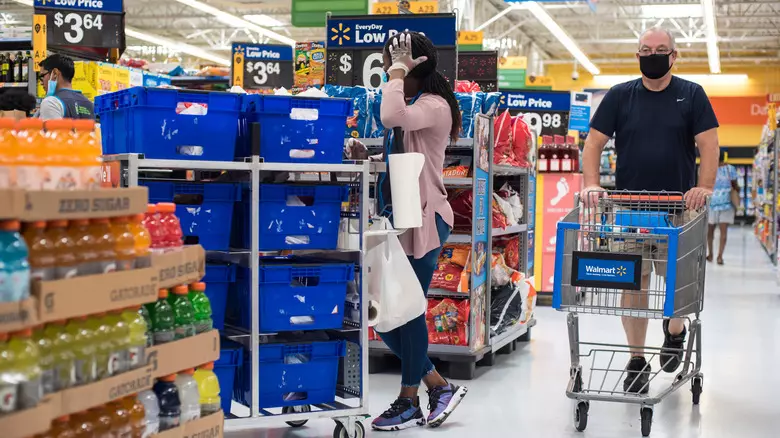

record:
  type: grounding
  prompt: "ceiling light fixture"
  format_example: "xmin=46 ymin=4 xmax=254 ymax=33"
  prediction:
xmin=525 ymin=2 xmax=600 ymax=75
xmin=700 ymin=0 xmax=721 ymax=73
xmin=639 ymin=4 xmax=703 ymax=18
xmin=126 ymin=28 xmax=230 ymax=66
xmin=174 ymin=0 xmax=294 ymax=46
xmin=242 ymin=14 xmax=285 ymax=28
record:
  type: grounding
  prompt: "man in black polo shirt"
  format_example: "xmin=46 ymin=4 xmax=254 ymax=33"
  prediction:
xmin=582 ymin=27 xmax=719 ymax=393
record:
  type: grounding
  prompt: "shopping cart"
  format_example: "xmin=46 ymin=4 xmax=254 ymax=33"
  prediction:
xmin=552 ymin=191 xmax=707 ymax=437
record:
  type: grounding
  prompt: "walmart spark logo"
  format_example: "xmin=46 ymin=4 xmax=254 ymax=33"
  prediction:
xmin=616 ymin=266 xmax=627 ymax=276
xmin=330 ymin=23 xmax=351 ymax=46
xmin=499 ymin=94 xmax=506 ymax=106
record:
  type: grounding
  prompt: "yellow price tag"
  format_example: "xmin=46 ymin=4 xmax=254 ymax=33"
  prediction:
xmin=412 ymin=1 xmax=439 ymax=13
xmin=32 ymin=14 xmax=47 ymax=73
xmin=457 ymin=31 xmax=483 ymax=45
xmin=526 ymin=75 xmax=554 ymax=88
xmin=372 ymin=1 xmax=439 ymax=14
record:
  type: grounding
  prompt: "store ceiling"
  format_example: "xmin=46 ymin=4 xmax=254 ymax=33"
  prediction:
xmin=0 ymin=0 xmax=778 ymax=68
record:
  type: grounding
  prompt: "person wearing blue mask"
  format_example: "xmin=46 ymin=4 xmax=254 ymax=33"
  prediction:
xmin=37 ymin=54 xmax=94 ymax=121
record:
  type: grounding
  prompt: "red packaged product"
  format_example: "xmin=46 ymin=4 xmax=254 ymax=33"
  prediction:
xmin=510 ymin=116 xmax=533 ymax=168
xmin=493 ymin=110 xmax=520 ymax=166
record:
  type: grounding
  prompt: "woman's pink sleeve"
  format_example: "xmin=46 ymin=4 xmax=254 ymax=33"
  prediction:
xmin=380 ymin=79 xmax=442 ymax=132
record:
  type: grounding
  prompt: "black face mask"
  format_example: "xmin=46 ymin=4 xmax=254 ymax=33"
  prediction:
xmin=639 ymin=53 xmax=672 ymax=80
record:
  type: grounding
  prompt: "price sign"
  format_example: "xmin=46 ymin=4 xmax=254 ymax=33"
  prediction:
xmin=34 ymin=0 xmax=125 ymax=51
xmin=499 ymin=90 xmax=571 ymax=137
xmin=326 ymin=13 xmax=457 ymax=91
xmin=457 ymin=51 xmax=498 ymax=92
xmin=231 ymin=43 xmax=293 ymax=92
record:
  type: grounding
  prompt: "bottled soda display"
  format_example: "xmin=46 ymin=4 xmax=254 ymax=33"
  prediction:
xmin=128 ymin=214 xmax=152 ymax=269
xmin=65 ymin=317 xmax=97 ymax=385
xmin=46 ymin=220 xmax=78 ymax=280
xmin=111 ymin=216 xmax=136 ymax=271
xmin=153 ymin=374 xmax=182 ymax=431
xmin=43 ymin=320 xmax=76 ymax=392
xmin=156 ymin=203 xmax=183 ymax=252
xmin=88 ymin=218 xmax=117 ymax=274
xmin=9 ymin=328 xmax=41 ymax=409
xmin=121 ymin=306 xmax=148 ymax=369
xmin=175 ymin=368 xmax=201 ymax=423
xmin=169 ymin=285 xmax=195 ymax=340
xmin=137 ymin=390 xmax=160 ymax=437
xmin=188 ymin=282 xmax=213 ymax=334
xmin=22 ymin=221 xmax=56 ymax=281
xmin=0 ymin=220 xmax=30 ymax=302
xmin=147 ymin=289 xmax=175 ymax=345
xmin=69 ymin=219 xmax=99 ymax=276
xmin=193 ymin=362 xmax=221 ymax=417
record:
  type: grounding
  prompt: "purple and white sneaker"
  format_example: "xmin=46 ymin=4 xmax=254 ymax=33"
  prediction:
xmin=372 ymin=398 xmax=426 ymax=431
xmin=427 ymin=384 xmax=468 ymax=428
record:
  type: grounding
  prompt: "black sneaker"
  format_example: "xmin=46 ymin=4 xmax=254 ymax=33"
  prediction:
xmin=660 ymin=319 xmax=687 ymax=373
xmin=623 ymin=356 xmax=651 ymax=394
xmin=371 ymin=397 xmax=426 ymax=431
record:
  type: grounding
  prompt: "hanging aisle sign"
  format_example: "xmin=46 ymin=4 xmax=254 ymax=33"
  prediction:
xmin=231 ymin=43 xmax=293 ymax=93
xmin=325 ymin=13 xmax=457 ymax=90
xmin=499 ymin=89 xmax=571 ymax=137
xmin=34 ymin=0 xmax=125 ymax=52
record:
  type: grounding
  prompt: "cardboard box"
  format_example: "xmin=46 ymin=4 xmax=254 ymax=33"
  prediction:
xmin=147 ymin=330 xmax=220 ymax=378
xmin=0 ymin=298 xmax=39 ymax=333
xmin=72 ymin=61 xmax=97 ymax=101
xmin=0 ymin=187 xmax=148 ymax=221
xmin=153 ymin=245 xmax=206 ymax=290
xmin=114 ymin=66 xmax=131 ymax=92
xmin=151 ymin=410 xmax=224 ymax=438
xmin=1 ymin=395 xmax=57 ymax=438
xmin=57 ymin=365 xmax=154 ymax=417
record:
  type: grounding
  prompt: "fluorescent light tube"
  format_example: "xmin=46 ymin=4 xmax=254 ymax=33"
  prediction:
xmin=700 ymin=0 xmax=721 ymax=73
xmin=639 ymin=4 xmax=703 ymax=18
xmin=526 ymin=2 xmax=600 ymax=75
xmin=126 ymin=28 xmax=230 ymax=66
xmin=175 ymin=0 xmax=295 ymax=46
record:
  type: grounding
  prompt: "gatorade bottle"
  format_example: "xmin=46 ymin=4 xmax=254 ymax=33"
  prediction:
xmin=128 ymin=214 xmax=152 ymax=269
xmin=169 ymin=285 xmax=195 ymax=340
xmin=9 ymin=329 xmax=41 ymax=409
xmin=84 ymin=314 xmax=112 ymax=380
xmin=148 ymin=289 xmax=175 ymax=345
xmin=33 ymin=325 xmax=55 ymax=395
xmin=64 ymin=317 xmax=97 ymax=385
xmin=175 ymin=368 xmax=201 ymax=423
xmin=188 ymin=282 xmax=213 ymax=334
xmin=121 ymin=395 xmax=146 ymax=438
xmin=153 ymin=374 xmax=181 ymax=431
xmin=138 ymin=305 xmax=153 ymax=348
xmin=193 ymin=362 xmax=221 ymax=417
xmin=14 ymin=118 xmax=46 ymax=190
xmin=43 ymin=119 xmax=78 ymax=190
xmin=110 ymin=216 xmax=136 ymax=271
xmin=156 ymin=203 xmax=183 ymax=252
xmin=22 ymin=221 xmax=56 ymax=281
xmin=72 ymin=120 xmax=102 ymax=190
xmin=49 ymin=416 xmax=75 ymax=438
xmin=46 ymin=220 xmax=78 ymax=280
xmin=143 ymin=204 xmax=164 ymax=255
xmin=86 ymin=406 xmax=112 ymax=438
xmin=106 ymin=400 xmax=131 ymax=438
xmin=69 ymin=411 xmax=94 ymax=438
xmin=0 ymin=118 xmax=18 ymax=188
xmin=137 ymin=390 xmax=160 ymax=437
xmin=104 ymin=311 xmax=130 ymax=376
xmin=121 ymin=307 xmax=148 ymax=370
xmin=0 ymin=332 xmax=18 ymax=415
xmin=44 ymin=320 xmax=76 ymax=391
xmin=88 ymin=218 xmax=117 ymax=274
xmin=69 ymin=219 xmax=99 ymax=276
xmin=0 ymin=220 xmax=30 ymax=302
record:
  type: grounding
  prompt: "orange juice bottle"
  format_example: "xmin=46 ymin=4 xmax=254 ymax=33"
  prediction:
xmin=128 ymin=214 xmax=151 ymax=269
xmin=14 ymin=118 xmax=46 ymax=190
xmin=69 ymin=411 xmax=94 ymax=438
xmin=89 ymin=218 xmax=117 ymax=274
xmin=87 ymin=405 xmax=112 ymax=438
xmin=110 ymin=216 xmax=136 ymax=271
xmin=69 ymin=219 xmax=99 ymax=276
xmin=49 ymin=416 xmax=75 ymax=438
xmin=46 ymin=220 xmax=78 ymax=280
xmin=22 ymin=221 xmax=56 ymax=281
xmin=72 ymin=120 xmax=102 ymax=190
xmin=0 ymin=118 xmax=18 ymax=188
xmin=43 ymin=119 xmax=78 ymax=190
xmin=107 ymin=400 xmax=131 ymax=438
xmin=121 ymin=395 xmax=146 ymax=438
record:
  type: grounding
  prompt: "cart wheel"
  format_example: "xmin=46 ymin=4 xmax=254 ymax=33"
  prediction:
xmin=573 ymin=401 xmax=589 ymax=432
xmin=640 ymin=407 xmax=653 ymax=437
xmin=333 ymin=421 xmax=365 ymax=438
xmin=282 ymin=405 xmax=311 ymax=428
xmin=691 ymin=375 xmax=703 ymax=405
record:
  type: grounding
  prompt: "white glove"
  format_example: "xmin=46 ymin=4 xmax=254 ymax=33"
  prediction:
xmin=387 ymin=33 xmax=428 ymax=76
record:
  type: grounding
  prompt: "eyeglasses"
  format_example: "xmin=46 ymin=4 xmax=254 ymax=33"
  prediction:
xmin=37 ymin=70 xmax=50 ymax=84
xmin=638 ymin=47 xmax=673 ymax=56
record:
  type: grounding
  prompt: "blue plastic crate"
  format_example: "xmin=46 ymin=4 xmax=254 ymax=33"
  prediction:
xmin=95 ymin=87 xmax=241 ymax=161
xmin=230 ymin=258 xmax=354 ymax=332
xmin=143 ymin=181 xmax=241 ymax=251
xmin=236 ymin=340 xmax=346 ymax=409
xmin=203 ymin=263 xmax=236 ymax=331
xmin=238 ymin=94 xmax=351 ymax=163
xmin=214 ymin=338 xmax=243 ymax=414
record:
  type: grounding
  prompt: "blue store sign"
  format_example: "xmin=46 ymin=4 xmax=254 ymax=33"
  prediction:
xmin=499 ymin=89 xmax=571 ymax=137
xmin=35 ymin=0 xmax=123 ymax=13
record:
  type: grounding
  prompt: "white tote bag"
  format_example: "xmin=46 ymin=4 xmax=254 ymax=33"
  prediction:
xmin=365 ymin=217 xmax=427 ymax=333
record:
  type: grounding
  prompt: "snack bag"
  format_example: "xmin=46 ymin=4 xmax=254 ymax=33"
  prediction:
xmin=482 ymin=92 xmax=501 ymax=116
xmin=456 ymin=92 xmax=484 ymax=138
xmin=511 ymin=115 xmax=534 ymax=168
xmin=494 ymin=110 xmax=519 ymax=166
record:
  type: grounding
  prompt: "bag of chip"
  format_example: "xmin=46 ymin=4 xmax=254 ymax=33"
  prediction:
xmin=511 ymin=115 xmax=533 ymax=168
xmin=494 ymin=110 xmax=520 ymax=166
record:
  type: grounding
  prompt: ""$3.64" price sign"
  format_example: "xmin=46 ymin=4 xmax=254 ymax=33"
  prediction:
xmin=35 ymin=0 xmax=125 ymax=49
xmin=232 ymin=43 xmax=293 ymax=91
xmin=53 ymin=12 xmax=103 ymax=44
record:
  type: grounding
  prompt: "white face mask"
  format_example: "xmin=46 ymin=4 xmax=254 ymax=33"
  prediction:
xmin=46 ymin=72 xmax=58 ymax=97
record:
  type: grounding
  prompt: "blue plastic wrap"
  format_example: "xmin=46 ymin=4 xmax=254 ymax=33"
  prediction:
xmin=482 ymin=92 xmax=501 ymax=116
xmin=370 ymin=90 xmax=385 ymax=138
xmin=456 ymin=92 xmax=485 ymax=138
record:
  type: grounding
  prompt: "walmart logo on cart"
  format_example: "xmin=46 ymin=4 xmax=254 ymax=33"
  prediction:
xmin=585 ymin=265 xmax=627 ymax=277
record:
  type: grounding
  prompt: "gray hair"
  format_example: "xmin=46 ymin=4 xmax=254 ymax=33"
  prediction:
xmin=639 ymin=27 xmax=676 ymax=49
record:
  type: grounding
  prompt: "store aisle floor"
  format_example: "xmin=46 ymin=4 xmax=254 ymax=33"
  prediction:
xmin=226 ymin=226 xmax=779 ymax=438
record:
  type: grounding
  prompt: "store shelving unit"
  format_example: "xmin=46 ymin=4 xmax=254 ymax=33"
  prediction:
xmin=103 ymin=153 xmax=372 ymax=438
xmin=752 ymin=128 xmax=779 ymax=263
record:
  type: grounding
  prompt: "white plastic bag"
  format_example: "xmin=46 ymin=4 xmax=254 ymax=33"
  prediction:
xmin=365 ymin=217 xmax=427 ymax=333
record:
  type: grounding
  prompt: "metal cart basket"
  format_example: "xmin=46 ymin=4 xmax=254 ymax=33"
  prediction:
xmin=552 ymin=191 xmax=707 ymax=437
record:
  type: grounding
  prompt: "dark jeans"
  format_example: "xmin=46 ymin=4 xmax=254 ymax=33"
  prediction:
xmin=377 ymin=214 xmax=451 ymax=387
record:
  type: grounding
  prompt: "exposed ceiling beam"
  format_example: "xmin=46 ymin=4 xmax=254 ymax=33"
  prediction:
xmin=526 ymin=2 xmax=600 ymax=74
xmin=578 ymin=36 xmax=778 ymax=44
xmin=125 ymin=28 xmax=230 ymax=65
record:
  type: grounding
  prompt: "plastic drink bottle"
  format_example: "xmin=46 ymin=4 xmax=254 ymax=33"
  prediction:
xmin=104 ymin=311 xmax=130 ymax=376
xmin=107 ymin=399 xmax=131 ymax=438
xmin=72 ymin=120 xmax=102 ymax=190
xmin=169 ymin=285 xmax=196 ymax=339
xmin=69 ymin=219 xmax=99 ymax=276
xmin=143 ymin=204 xmax=164 ymax=255
xmin=0 ymin=220 xmax=30 ymax=302
xmin=9 ymin=329 xmax=41 ymax=409
xmin=137 ymin=390 xmax=160 ymax=437
xmin=46 ymin=220 xmax=78 ymax=280
xmin=49 ymin=416 xmax=75 ymax=438
xmin=87 ymin=405 xmax=112 ymax=438
xmin=43 ymin=119 xmax=78 ymax=190
xmin=193 ymin=362 xmax=221 ymax=416
xmin=188 ymin=282 xmax=213 ymax=334
xmin=64 ymin=317 xmax=97 ymax=385
xmin=156 ymin=203 xmax=183 ymax=252
xmin=33 ymin=324 xmax=55 ymax=394
xmin=44 ymin=321 xmax=76 ymax=391
xmin=69 ymin=411 xmax=94 ymax=438
xmin=121 ymin=395 xmax=146 ymax=438
xmin=148 ymin=289 xmax=176 ymax=345
xmin=138 ymin=305 xmax=153 ymax=348
xmin=23 ymin=221 xmax=56 ymax=281
xmin=128 ymin=214 xmax=152 ymax=269
xmin=175 ymin=368 xmax=201 ymax=423
xmin=0 ymin=118 xmax=18 ymax=188
xmin=14 ymin=118 xmax=46 ymax=190
xmin=89 ymin=218 xmax=117 ymax=274
xmin=110 ymin=216 xmax=136 ymax=271
xmin=153 ymin=374 xmax=182 ymax=431
xmin=0 ymin=332 xmax=18 ymax=415
xmin=84 ymin=314 xmax=113 ymax=380
xmin=121 ymin=306 xmax=148 ymax=370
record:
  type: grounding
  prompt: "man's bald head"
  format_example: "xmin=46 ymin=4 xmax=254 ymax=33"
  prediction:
xmin=639 ymin=27 xmax=676 ymax=51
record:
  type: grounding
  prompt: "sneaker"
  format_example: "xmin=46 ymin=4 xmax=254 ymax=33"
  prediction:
xmin=427 ymin=384 xmax=468 ymax=428
xmin=623 ymin=356 xmax=651 ymax=394
xmin=660 ymin=319 xmax=687 ymax=372
xmin=371 ymin=397 xmax=426 ymax=431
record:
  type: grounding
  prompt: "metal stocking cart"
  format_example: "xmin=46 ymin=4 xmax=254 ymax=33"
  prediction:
xmin=552 ymin=191 xmax=707 ymax=437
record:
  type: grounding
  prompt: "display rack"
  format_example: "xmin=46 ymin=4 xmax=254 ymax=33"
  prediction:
xmin=103 ymin=154 xmax=372 ymax=438
xmin=365 ymin=114 xmax=536 ymax=380
xmin=752 ymin=128 xmax=779 ymax=262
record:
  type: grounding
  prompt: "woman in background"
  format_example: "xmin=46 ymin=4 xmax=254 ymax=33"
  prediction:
xmin=707 ymin=150 xmax=739 ymax=264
